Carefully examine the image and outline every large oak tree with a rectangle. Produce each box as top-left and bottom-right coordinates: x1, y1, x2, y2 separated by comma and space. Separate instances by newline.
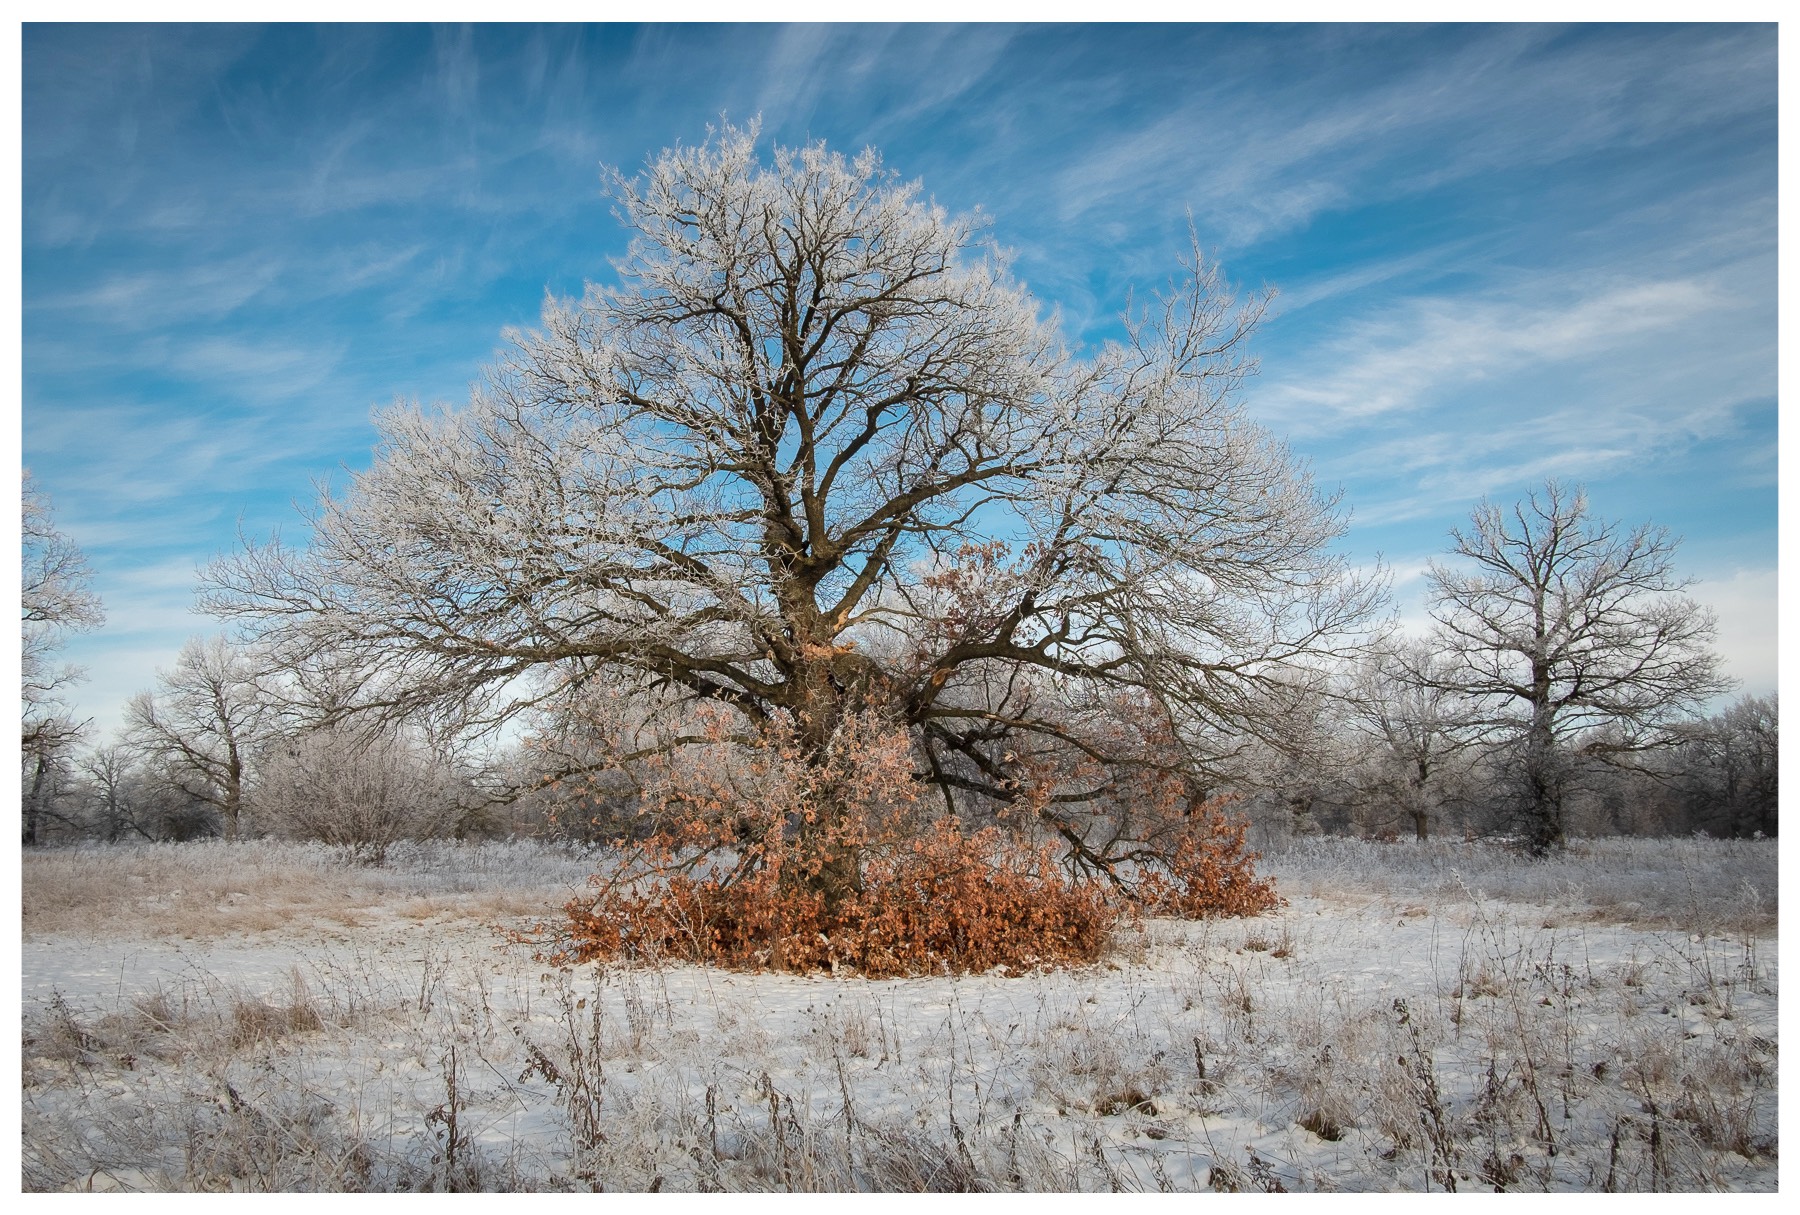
203, 126, 1378, 894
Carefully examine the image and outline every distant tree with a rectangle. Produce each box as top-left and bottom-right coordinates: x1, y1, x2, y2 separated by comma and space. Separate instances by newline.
124, 635, 271, 840
1567, 749, 1686, 838
22, 471, 104, 736
203, 124, 1379, 902
1679, 693, 1778, 837
1230, 672, 1353, 839
1342, 638, 1476, 841
19, 737, 84, 845
66, 742, 216, 843
257, 724, 464, 864
21, 472, 104, 845
1425, 481, 1731, 855
77, 743, 144, 843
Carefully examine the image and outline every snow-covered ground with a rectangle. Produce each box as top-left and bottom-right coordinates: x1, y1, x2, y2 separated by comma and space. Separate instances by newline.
20, 837, 1778, 1192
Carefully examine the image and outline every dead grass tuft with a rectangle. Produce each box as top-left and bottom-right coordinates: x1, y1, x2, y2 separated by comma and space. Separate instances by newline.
228, 978, 324, 1050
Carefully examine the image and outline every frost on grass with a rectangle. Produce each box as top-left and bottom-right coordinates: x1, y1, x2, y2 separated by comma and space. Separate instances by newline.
21, 837, 1778, 1192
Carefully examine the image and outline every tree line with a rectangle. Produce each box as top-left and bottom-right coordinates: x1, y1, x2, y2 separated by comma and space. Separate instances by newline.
20, 125, 1775, 870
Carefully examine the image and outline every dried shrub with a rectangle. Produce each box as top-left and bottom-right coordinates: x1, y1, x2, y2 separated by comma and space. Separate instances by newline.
554, 712, 1277, 976
561, 805, 1116, 977
1137, 799, 1282, 919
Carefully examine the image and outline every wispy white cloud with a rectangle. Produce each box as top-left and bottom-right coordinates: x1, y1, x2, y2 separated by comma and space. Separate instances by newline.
749, 24, 843, 133
26, 406, 246, 500
29, 240, 431, 334
24, 381, 359, 511
1271, 238, 1487, 315
29, 254, 287, 325
87, 557, 212, 633
861, 26, 1018, 135
298, 148, 478, 218
1259, 276, 1724, 431
168, 338, 345, 403
1342, 447, 1641, 531
1045, 25, 1773, 251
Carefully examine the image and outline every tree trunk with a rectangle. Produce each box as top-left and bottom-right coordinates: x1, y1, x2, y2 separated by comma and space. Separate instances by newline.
23, 749, 48, 847
1288, 792, 1317, 837
783, 648, 868, 914
1523, 717, 1565, 857
222, 744, 243, 841
1521, 659, 1566, 858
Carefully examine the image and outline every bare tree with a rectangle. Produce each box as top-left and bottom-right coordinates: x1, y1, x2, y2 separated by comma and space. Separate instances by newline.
77, 743, 144, 843
1678, 693, 1778, 838
1426, 480, 1731, 855
1222, 671, 1354, 839
257, 724, 462, 864
1342, 638, 1476, 841
203, 125, 1379, 898
22, 472, 104, 845
124, 635, 270, 840
22, 471, 105, 729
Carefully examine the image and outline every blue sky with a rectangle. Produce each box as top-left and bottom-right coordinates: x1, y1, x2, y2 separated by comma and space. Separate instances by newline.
21, 22, 1778, 739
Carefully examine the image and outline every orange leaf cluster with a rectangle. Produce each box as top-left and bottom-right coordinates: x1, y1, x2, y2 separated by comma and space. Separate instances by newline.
559, 818, 1114, 977
1138, 800, 1283, 919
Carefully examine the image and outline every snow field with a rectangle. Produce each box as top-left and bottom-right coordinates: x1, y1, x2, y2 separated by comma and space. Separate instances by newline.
20, 837, 1778, 1191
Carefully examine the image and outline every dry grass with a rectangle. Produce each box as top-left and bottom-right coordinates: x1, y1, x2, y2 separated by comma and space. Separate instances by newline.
1263, 836, 1777, 934
23, 844, 360, 938
22, 839, 603, 940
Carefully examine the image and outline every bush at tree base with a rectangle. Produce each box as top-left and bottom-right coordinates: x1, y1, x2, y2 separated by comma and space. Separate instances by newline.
558, 819, 1115, 976
549, 717, 1281, 977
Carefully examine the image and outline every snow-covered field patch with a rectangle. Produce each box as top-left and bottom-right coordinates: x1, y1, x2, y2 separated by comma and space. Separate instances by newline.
21, 837, 1777, 1191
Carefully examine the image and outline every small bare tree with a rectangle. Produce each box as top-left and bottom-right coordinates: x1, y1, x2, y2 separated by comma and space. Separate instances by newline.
124, 635, 270, 840
77, 743, 144, 843
1425, 481, 1731, 854
22, 472, 104, 845
203, 124, 1379, 899
257, 725, 462, 864
1342, 638, 1476, 841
